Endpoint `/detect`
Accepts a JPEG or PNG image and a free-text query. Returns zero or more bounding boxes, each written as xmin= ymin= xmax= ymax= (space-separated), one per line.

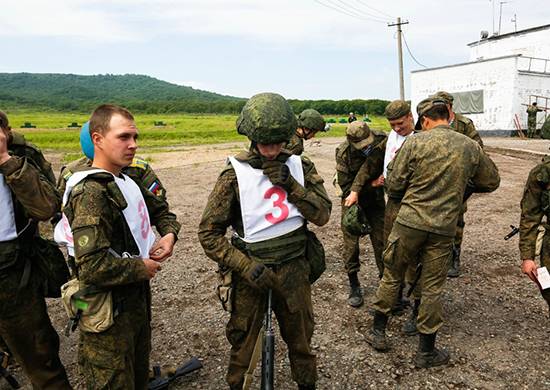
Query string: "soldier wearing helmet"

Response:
xmin=287 ymin=109 xmax=327 ymax=155
xmin=198 ymin=93 xmax=331 ymax=390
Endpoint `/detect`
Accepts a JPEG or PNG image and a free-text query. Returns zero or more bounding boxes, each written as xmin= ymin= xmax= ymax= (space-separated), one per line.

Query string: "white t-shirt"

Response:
xmin=0 ymin=174 xmax=17 ymax=242
xmin=383 ymin=130 xmax=411 ymax=178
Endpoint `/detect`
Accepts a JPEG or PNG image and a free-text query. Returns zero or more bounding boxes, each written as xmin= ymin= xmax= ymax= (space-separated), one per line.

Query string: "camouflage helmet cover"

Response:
xmin=342 ymin=204 xmax=372 ymax=236
xmin=236 ymin=92 xmax=297 ymax=144
xmin=298 ymin=109 xmax=326 ymax=132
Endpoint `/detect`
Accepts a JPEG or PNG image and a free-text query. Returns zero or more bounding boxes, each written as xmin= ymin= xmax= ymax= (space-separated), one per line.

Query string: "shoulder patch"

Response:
xmin=129 ymin=157 xmax=148 ymax=170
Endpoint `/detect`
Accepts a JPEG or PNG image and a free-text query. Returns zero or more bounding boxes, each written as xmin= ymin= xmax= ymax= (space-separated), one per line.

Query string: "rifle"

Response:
xmin=504 ymin=225 xmax=520 ymax=240
xmin=261 ymin=289 xmax=275 ymax=390
xmin=147 ymin=357 xmax=203 ymax=390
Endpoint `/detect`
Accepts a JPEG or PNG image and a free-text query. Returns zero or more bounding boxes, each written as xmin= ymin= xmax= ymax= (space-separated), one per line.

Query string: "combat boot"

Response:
xmin=347 ymin=272 xmax=363 ymax=307
xmin=447 ymin=246 xmax=460 ymax=278
xmin=402 ymin=299 xmax=420 ymax=336
xmin=414 ymin=332 xmax=450 ymax=368
xmin=366 ymin=311 xmax=389 ymax=352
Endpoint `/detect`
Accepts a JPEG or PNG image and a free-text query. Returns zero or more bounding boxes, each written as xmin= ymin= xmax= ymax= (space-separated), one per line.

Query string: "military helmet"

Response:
xmin=342 ymin=204 xmax=371 ymax=236
xmin=297 ymin=109 xmax=326 ymax=132
xmin=236 ymin=92 xmax=297 ymax=144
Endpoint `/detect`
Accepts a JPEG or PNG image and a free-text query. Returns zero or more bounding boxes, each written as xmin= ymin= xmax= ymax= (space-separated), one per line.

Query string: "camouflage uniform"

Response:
xmin=198 ymin=93 xmax=331 ymax=389
xmin=286 ymin=109 xmax=326 ymax=156
xmin=64 ymin=169 xmax=180 ymax=389
xmin=287 ymin=134 xmax=305 ymax=156
xmin=520 ymin=155 xmax=550 ymax=305
xmin=0 ymin=131 xmax=71 ymax=389
xmin=373 ymin=124 xmax=499 ymax=341
xmin=527 ymin=104 xmax=542 ymax=138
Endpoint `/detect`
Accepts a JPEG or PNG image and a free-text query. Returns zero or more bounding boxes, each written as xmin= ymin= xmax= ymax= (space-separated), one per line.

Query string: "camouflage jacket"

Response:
xmin=451 ymin=113 xmax=483 ymax=148
xmin=58 ymin=156 xmax=167 ymax=200
xmin=198 ymin=149 xmax=331 ymax=271
xmin=386 ymin=125 xmax=499 ymax=237
xmin=286 ymin=134 xmax=305 ymax=156
xmin=64 ymin=169 xmax=180 ymax=306
xmin=527 ymin=105 xmax=542 ymax=121
xmin=335 ymin=131 xmax=387 ymax=202
xmin=1 ymin=131 xmax=60 ymax=231
xmin=519 ymin=156 xmax=550 ymax=259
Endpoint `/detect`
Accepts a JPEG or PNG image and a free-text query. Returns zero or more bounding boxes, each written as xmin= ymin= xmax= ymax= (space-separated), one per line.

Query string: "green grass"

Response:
xmin=7 ymin=112 xmax=390 ymax=155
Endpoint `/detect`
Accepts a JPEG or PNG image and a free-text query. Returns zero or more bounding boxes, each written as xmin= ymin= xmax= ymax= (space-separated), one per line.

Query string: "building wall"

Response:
xmin=411 ymin=57 xmax=518 ymax=131
xmin=515 ymin=72 xmax=550 ymax=128
xmin=469 ymin=28 xmax=550 ymax=61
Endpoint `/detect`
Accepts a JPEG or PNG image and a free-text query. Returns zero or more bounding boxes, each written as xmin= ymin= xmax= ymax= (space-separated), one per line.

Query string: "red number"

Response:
xmin=63 ymin=214 xmax=73 ymax=244
xmin=264 ymin=186 xmax=289 ymax=224
xmin=138 ymin=200 xmax=151 ymax=239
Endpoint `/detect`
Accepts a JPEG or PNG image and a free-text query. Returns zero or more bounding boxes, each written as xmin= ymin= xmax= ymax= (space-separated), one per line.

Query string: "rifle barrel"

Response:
xmin=261 ymin=289 xmax=274 ymax=390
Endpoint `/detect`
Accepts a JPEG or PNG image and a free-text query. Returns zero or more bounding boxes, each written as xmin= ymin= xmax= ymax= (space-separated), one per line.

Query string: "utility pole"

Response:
xmin=511 ymin=13 xmax=517 ymax=32
xmin=498 ymin=1 xmax=508 ymax=35
xmin=388 ymin=17 xmax=409 ymax=100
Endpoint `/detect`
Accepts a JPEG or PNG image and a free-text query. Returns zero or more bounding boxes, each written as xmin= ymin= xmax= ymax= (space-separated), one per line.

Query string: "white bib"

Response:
xmin=229 ymin=155 xmax=305 ymax=243
xmin=384 ymin=130 xmax=410 ymax=178
xmin=0 ymin=174 xmax=17 ymax=242
xmin=55 ymin=169 xmax=155 ymax=258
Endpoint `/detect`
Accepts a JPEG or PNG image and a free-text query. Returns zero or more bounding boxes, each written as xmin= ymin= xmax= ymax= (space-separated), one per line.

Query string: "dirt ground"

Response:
xmin=5 ymin=137 xmax=550 ymax=390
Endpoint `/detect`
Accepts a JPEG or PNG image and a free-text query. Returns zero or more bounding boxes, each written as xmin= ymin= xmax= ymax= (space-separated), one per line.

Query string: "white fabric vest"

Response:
xmin=228 ymin=155 xmax=305 ymax=243
xmin=383 ymin=130 xmax=410 ymax=178
xmin=0 ymin=174 xmax=17 ymax=242
xmin=54 ymin=169 xmax=155 ymax=257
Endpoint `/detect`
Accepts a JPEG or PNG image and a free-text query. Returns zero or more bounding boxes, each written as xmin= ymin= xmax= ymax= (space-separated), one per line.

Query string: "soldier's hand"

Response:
xmin=371 ymin=175 xmax=384 ymax=188
xmin=244 ymin=263 xmax=279 ymax=291
xmin=0 ymin=127 xmax=10 ymax=165
xmin=344 ymin=191 xmax=359 ymax=207
xmin=143 ymin=259 xmax=162 ymax=279
xmin=262 ymin=160 xmax=291 ymax=188
xmin=521 ymin=259 xmax=538 ymax=283
xmin=150 ymin=233 xmax=176 ymax=262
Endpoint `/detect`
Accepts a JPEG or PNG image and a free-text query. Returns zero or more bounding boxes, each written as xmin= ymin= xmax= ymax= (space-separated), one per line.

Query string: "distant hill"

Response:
xmin=0 ymin=73 xmax=245 ymax=113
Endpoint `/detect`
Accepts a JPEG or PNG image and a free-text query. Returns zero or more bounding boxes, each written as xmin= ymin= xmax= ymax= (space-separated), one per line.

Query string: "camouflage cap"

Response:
xmin=415 ymin=97 xmax=448 ymax=130
xmin=384 ymin=100 xmax=411 ymax=120
xmin=432 ymin=91 xmax=454 ymax=105
xmin=297 ymin=109 xmax=326 ymax=132
xmin=236 ymin=92 xmax=297 ymax=144
xmin=342 ymin=204 xmax=371 ymax=236
xmin=346 ymin=121 xmax=374 ymax=149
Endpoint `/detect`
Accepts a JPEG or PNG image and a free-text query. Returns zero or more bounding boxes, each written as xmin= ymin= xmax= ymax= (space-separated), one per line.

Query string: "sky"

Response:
xmin=1 ymin=0 xmax=549 ymax=100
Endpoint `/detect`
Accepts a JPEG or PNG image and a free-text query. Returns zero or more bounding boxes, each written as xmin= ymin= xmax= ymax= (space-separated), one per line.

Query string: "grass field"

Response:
xmin=7 ymin=112 xmax=390 ymax=155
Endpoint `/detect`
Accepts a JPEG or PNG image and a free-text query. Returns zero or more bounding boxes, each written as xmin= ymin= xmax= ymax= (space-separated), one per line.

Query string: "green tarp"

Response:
xmin=452 ymin=90 xmax=484 ymax=114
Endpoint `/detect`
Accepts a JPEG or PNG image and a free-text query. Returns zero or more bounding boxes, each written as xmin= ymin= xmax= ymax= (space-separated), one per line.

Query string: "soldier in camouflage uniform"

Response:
xmin=366 ymin=97 xmax=500 ymax=368
xmin=286 ymin=109 xmax=326 ymax=156
xmin=526 ymin=102 xmax=542 ymax=138
xmin=520 ymin=154 xmax=550 ymax=309
xmin=433 ymin=91 xmax=484 ymax=278
xmin=335 ymin=121 xmax=386 ymax=307
xmin=0 ymin=111 xmax=71 ymax=389
xmin=198 ymin=93 xmax=331 ymax=390
xmin=60 ymin=105 xmax=180 ymax=389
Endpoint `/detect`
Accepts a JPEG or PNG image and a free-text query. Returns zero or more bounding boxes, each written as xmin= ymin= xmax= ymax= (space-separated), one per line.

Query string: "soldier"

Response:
xmin=336 ymin=121 xmax=386 ymax=307
xmin=348 ymin=112 xmax=357 ymax=123
xmin=57 ymin=104 xmax=180 ymax=388
xmin=286 ymin=109 xmax=326 ymax=156
xmin=519 ymin=154 xmax=550 ymax=311
xmin=366 ymin=97 xmax=500 ymax=368
xmin=526 ymin=102 xmax=542 ymax=138
xmin=0 ymin=111 xmax=71 ymax=388
xmin=198 ymin=93 xmax=331 ymax=390
xmin=433 ymin=91 xmax=484 ymax=278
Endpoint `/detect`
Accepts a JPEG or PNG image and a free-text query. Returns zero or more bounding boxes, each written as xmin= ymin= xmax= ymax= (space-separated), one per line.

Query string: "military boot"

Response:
xmin=347 ymin=272 xmax=363 ymax=307
xmin=366 ymin=311 xmax=389 ymax=351
xmin=447 ymin=246 xmax=461 ymax=278
xmin=414 ymin=332 xmax=450 ymax=368
xmin=402 ymin=299 xmax=420 ymax=336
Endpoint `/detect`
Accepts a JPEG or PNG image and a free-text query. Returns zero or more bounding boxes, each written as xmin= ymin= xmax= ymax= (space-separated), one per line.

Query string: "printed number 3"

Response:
xmin=264 ymin=186 xmax=289 ymax=224
xmin=138 ymin=200 xmax=151 ymax=239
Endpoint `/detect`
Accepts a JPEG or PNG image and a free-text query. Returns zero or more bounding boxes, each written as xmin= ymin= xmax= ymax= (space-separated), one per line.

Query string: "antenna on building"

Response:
xmin=490 ymin=0 xmax=496 ymax=35
xmin=511 ymin=13 xmax=517 ymax=32
xmin=498 ymin=1 xmax=508 ymax=35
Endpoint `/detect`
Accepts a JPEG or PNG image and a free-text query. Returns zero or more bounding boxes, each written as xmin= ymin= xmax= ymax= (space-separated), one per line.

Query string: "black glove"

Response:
xmin=262 ymin=160 xmax=292 ymax=189
xmin=244 ymin=263 xmax=279 ymax=291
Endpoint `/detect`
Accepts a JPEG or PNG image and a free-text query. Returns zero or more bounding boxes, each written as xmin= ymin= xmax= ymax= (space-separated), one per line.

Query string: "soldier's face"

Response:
xmin=257 ymin=142 xmax=284 ymax=160
xmin=93 ymin=114 xmax=138 ymax=168
xmin=388 ymin=113 xmax=414 ymax=136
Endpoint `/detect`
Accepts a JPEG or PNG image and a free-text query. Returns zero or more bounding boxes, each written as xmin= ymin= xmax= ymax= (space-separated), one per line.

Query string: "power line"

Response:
xmin=401 ymin=31 xmax=427 ymax=68
xmin=314 ymin=0 xmax=388 ymax=23
xmin=331 ymin=0 xmax=391 ymax=22
xmin=354 ymin=0 xmax=395 ymax=19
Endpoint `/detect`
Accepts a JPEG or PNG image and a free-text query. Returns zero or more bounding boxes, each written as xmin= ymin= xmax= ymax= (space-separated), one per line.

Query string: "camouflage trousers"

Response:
xmin=373 ymin=222 xmax=453 ymax=334
xmin=0 ymin=259 xmax=71 ymax=389
xmin=79 ymin=297 xmax=151 ymax=390
xmin=539 ymin=230 xmax=550 ymax=306
xmin=528 ymin=119 xmax=537 ymax=138
xmin=454 ymin=202 xmax=467 ymax=249
xmin=341 ymin=199 xmax=385 ymax=278
xmin=226 ymin=258 xmax=316 ymax=388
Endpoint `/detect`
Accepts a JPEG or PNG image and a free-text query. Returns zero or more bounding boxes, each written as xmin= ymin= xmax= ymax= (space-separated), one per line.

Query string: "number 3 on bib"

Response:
xmin=264 ymin=186 xmax=289 ymax=224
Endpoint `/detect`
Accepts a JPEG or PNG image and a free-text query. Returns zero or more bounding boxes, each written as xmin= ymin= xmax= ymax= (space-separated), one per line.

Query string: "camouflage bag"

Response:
xmin=305 ymin=228 xmax=326 ymax=284
xmin=33 ymin=236 xmax=70 ymax=298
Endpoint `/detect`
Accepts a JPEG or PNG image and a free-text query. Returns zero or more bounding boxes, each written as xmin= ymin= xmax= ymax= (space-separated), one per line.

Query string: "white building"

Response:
xmin=411 ymin=24 xmax=550 ymax=134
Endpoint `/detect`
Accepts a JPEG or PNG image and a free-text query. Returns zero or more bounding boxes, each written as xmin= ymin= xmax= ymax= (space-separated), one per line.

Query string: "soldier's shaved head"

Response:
xmin=90 ymin=104 xmax=134 ymax=136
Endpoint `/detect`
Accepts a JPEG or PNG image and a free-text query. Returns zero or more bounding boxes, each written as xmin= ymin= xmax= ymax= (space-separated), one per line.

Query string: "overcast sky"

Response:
xmin=1 ymin=0 xmax=549 ymax=100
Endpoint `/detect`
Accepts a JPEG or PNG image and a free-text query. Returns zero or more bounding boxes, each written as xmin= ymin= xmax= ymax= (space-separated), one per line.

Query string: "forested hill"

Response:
xmin=0 ymin=72 xmax=390 ymax=115
xmin=0 ymin=73 xmax=244 ymax=113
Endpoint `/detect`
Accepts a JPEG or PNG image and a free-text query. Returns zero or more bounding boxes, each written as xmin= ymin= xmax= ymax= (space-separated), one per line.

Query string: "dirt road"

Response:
xmin=5 ymin=137 xmax=550 ymax=389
